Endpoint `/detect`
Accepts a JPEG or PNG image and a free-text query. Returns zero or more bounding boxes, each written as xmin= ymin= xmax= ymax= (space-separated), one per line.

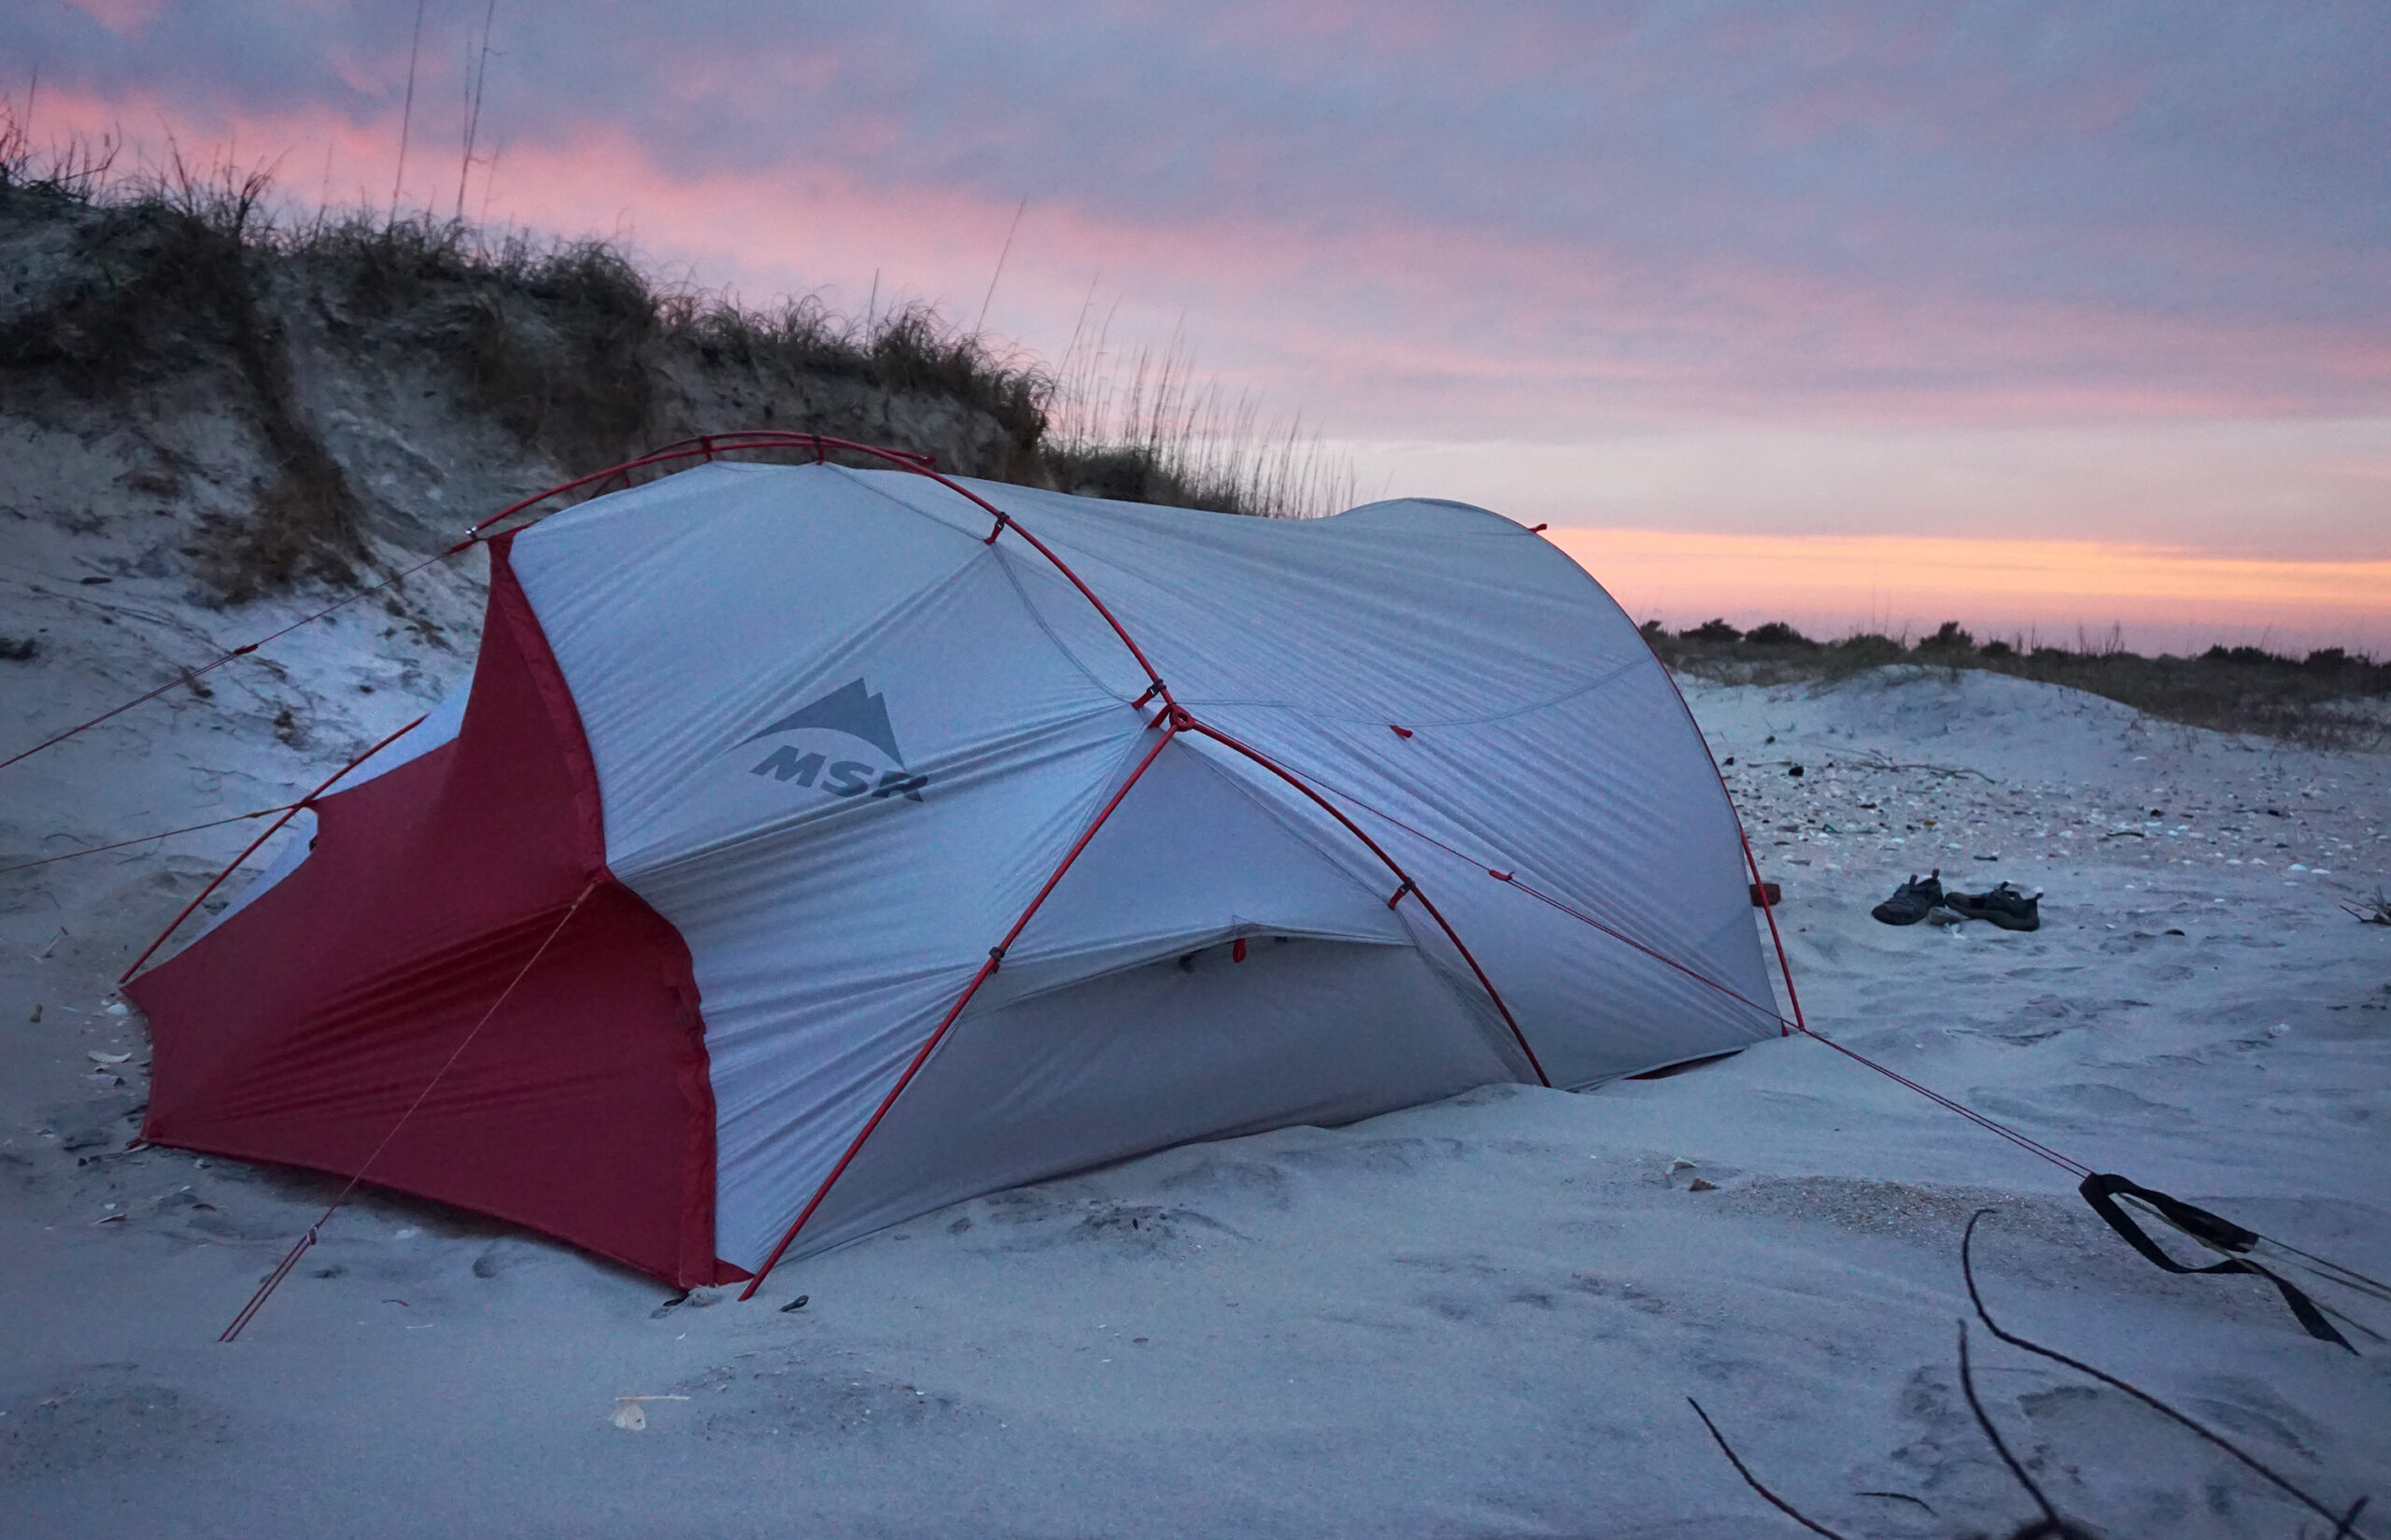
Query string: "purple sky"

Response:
xmin=13 ymin=3 xmax=2389 ymax=640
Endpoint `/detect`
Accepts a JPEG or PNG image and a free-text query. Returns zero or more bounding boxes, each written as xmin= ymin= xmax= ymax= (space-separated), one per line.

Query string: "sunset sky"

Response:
xmin=11 ymin=2 xmax=2386 ymax=652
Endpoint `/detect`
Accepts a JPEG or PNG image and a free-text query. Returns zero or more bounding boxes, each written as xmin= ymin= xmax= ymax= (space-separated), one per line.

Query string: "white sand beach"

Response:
xmin=4 ymin=545 xmax=2386 ymax=1538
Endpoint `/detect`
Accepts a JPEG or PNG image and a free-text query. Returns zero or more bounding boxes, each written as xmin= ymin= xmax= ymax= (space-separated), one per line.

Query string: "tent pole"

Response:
xmin=1176 ymin=720 xmax=1549 ymax=1089
xmin=737 ymin=721 xmax=1183 ymax=1299
xmin=1639 ymin=648 xmax=1809 ymax=1038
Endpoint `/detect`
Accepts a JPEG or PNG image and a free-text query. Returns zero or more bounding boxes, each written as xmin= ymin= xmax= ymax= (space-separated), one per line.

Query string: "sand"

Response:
xmin=4 ymin=552 xmax=2387 ymax=1537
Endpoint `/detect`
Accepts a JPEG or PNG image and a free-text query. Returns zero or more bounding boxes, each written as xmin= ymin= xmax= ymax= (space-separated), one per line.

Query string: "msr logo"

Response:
xmin=736 ymin=679 xmax=930 ymax=803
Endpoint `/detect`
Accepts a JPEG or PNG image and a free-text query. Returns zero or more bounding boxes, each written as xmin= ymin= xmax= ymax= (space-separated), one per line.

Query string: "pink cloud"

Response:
xmin=62 ymin=0 xmax=163 ymax=42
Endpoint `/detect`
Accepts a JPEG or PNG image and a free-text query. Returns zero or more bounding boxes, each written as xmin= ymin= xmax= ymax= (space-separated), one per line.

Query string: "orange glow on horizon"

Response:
xmin=1546 ymin=529 xmax=2390 ymax=655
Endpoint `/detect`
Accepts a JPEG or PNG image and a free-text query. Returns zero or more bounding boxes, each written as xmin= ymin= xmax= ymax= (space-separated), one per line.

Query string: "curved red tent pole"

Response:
xmin=1636 ymin=652 xmax=1809 ymax=1039
xmin=735 ymin=699 xmax=1559 ymax=1297
xmin=2 ymin=431 xmax=1175 ymax=775
xmin=1175 ymin=717 xmax=1549 ymax=1088
xmin=465 ymin=431 xmax=958 ymax=534
xmin=738 ymin=720 xmax=1184 ymax=1298
xmin=470 ymin=431 xmax=1180 ymax=709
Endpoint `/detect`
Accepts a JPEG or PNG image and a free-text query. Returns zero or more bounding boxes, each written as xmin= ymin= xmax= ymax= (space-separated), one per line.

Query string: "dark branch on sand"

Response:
xmin=1956 ymin=1321 xmax=2082 ymax=1536
xmin=1686 ymin=1397 xmax=1853 ymax=1539
xmin=1961 ymin=1208 xmax=2375 ymax=1539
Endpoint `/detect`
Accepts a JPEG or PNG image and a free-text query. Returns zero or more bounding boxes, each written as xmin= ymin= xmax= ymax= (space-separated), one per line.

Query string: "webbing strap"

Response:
xmin=2079 ymin=1174 xmax=2353 ymax=1350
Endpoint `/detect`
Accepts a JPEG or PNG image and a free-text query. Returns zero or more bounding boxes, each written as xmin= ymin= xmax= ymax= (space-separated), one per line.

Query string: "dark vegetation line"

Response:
xmin=1646 ymin=616 xmax=2388 ymax=748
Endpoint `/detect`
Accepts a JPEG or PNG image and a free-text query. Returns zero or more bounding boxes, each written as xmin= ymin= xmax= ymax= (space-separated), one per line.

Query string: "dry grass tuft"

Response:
xmin=1045 ymin=310 xmax=1363 ymax=519
xmin=0 ymin=130 xmax=366 ymax=598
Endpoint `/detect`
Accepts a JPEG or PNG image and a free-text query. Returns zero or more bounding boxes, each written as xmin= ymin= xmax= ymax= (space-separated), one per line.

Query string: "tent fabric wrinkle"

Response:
xmin=130 ymin=457 xmax=1779 ymax=1288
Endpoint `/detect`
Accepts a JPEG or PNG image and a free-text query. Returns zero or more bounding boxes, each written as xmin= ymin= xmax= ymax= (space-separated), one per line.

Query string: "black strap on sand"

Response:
xmin=2079 ymin=1174 xmax=2352 ymax=1351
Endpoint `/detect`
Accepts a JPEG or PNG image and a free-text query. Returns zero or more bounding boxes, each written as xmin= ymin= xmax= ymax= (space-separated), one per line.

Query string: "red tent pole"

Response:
xmin=1176 ymin=720 xmax=1550 ymax=1089
xmin=737 ymin=720 xmax=1184 ymax=1299
xmin=1638 ymin=647 xmax=1810 ymax=1038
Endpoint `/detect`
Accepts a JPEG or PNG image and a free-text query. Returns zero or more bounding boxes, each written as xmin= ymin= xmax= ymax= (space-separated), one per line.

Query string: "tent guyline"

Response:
xmin=118 ymin=715 xmax=427 ymax=986
xmin=1265 ymin=720 xmax=2391 ymax=1345
xmin=1273 ymin=754 xmax=2095 ymax=1178
xmin=0 ymin=800 xmax=304 ymax=877
xmin=0 ymin=545 xmax=460 ymax=777
xmin=219 ymin=881 xmax=600 ymax=1342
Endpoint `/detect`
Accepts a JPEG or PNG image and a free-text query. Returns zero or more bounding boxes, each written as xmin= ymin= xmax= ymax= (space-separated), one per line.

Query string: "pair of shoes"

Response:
xmin=1945 ymin=882 xmax=2040 ymax=931
xmin=1870 ymin=869 xmax=2042 ymax=931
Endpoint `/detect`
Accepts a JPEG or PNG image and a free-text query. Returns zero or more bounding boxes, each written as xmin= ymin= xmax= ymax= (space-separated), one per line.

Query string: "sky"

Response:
xmin=10 ymin=1 xmax=2388 ymax=653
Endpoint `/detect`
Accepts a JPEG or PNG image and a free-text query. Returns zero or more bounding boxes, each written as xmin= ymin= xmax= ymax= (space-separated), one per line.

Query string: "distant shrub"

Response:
xmin=1835 ymin=633 xmax=1907 ymax=665
xmin=1743 ymin=621 xmax=1816 ymax=647
xmin=2205 ymin=643 xmax=2297 ymax=669
xmin=1683 ymin=617 xmax=1743 ymax=643
xmin=1917 ymin=620 xmax=1974 ymax=655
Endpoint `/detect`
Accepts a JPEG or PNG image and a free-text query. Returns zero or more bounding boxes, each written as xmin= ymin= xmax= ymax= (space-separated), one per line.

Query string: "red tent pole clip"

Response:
xmin=1386 ymin=878 xmax=1416 ymax=910
xmin=1529 ymin=523 xmax=1548 ymax=533
xmin=1388 ymin=724 xmax=1414 ymax=739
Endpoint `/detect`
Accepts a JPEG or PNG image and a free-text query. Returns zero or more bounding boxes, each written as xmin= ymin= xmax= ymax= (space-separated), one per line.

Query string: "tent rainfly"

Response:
xmin=126 ymin=460 xmax=1780 ymax=1291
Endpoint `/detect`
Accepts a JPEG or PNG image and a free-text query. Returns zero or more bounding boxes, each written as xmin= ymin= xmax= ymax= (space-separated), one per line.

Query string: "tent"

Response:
xmin=126 ymin=459 xmax=1780 ymax=1291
